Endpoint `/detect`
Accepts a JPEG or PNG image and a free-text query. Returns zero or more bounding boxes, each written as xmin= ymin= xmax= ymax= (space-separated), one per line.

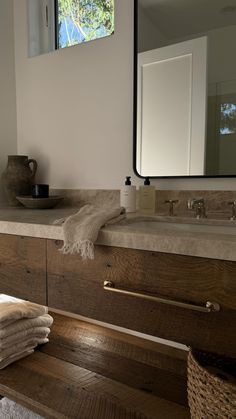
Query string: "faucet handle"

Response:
xmin=228 ymin=201 xmax=236 ymax=220
xmin=164 ymin=200 xmax=179 ymax=216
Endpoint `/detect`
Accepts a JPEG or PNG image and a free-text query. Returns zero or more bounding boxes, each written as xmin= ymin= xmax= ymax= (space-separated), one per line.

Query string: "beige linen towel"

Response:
xmin=0 ymin=294 xmax=48 ymax=327
xmin=0 ymin=327 xmax=50 ymax=349
xmin=0 ymin=337 xmax=49 ymax=360
xmin=0 ymin=314 xmax=53 ymax=339
xmin=0 ymin=397 xmax=45 ymax=418
xmin=0 ymin=349 xmax=34 ymax=370
xmin=54 ymin=204 xmax=126 ymax=259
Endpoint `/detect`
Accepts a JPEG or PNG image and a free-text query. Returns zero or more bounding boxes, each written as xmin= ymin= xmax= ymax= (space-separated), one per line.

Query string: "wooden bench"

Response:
xmin=0 ymin=312 xmax=190 ymax=419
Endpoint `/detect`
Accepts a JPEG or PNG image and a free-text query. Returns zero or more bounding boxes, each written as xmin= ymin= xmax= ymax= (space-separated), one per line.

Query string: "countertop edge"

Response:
xmin=0 ymin=220 xmax=235 ymax=262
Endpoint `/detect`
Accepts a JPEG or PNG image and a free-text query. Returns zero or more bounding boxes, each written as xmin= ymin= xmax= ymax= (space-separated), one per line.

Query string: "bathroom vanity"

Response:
xmin=0 ymin=207 xmax=235 ymax=359
xmin=0 ymin=206 xmax=235 ymax=417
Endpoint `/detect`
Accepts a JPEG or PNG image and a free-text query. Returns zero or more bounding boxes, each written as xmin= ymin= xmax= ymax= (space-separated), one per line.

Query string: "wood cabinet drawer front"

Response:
xmin=47 ymin=240 xmax=236 ymax=357
xmin=0 ymin=234 xmax=47 ymax=305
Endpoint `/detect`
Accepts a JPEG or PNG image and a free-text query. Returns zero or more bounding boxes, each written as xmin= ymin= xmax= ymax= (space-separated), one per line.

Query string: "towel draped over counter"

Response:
xmin=54 ymin=204 xmax=126 ymax=259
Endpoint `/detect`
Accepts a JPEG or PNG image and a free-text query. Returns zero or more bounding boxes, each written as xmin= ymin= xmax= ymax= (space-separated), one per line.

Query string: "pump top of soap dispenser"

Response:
xmin=121 ymin=176 xmax=136 ymax=213
xmin=125 ymin=176 xmax=132 ymax=185
xmin=144 ymin=177 xmax=150 ymax=185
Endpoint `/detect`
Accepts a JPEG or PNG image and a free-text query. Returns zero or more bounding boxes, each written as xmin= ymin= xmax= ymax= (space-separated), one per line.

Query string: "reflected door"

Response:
xmin=137 ymin=37 xmax=207 ymax=176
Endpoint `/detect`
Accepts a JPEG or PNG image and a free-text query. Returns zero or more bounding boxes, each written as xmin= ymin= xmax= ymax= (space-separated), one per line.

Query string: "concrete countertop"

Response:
xmin=0 ymin=206 xmax=74 ymax=240
xmin=0 ymin=206 xmax=235 ymax=261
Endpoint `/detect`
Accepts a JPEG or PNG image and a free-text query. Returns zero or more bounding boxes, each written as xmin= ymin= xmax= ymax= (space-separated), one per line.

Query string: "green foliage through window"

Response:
xmin=220 ymin=103 xmax=236 ymax=135
xmin=57 ymin=0 xmax=114 ymax=48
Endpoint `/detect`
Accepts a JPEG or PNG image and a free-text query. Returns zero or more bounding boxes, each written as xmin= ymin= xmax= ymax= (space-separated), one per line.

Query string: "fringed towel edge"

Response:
xmin=59 ymin=240 xmax=94 ymax=260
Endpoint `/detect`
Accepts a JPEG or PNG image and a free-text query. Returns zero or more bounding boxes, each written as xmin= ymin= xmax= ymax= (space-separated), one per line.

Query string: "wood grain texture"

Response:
xmin=41 ymin=313 xmax=188 ymax=405
xmin=0 ymin=313 xmax=190 ymax=417
xmin=0 ymin=350 xmax=190 ymax=419
xmin=0 ymin=234 xmax=46 ymax=304
xmin=47 ymin=241 xmax=236 ymax=357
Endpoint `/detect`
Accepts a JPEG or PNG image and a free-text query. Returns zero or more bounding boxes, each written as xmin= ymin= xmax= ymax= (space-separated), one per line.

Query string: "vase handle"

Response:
xmin=27 ymin=159 xmax=38 ymax=178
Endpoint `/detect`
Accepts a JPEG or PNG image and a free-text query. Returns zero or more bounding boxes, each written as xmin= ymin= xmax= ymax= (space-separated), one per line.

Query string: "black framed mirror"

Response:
xmin=133 ymin=0 xmax=236 ymax=178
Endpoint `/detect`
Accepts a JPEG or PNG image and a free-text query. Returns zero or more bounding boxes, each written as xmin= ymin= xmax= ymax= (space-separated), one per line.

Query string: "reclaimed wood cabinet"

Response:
xmin=0 ymin=234 xmax=46 ymax=305
xmin=0 ymin=234 xmax=235 ymax=358
xmin=47 ymin=240 xmax=236 ymax=358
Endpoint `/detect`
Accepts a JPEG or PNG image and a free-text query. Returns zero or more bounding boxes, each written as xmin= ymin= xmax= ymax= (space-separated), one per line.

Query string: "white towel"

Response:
xmin=0 ymin=349 xmax=34 ymax=370
xmin=0 ymin=295 xmax=48 ymax=327
xmin=54 ymin=204 xmax=126 ymax=259
xmin=0 ymin=327 xmax=50 ymax=349
xmin=0 ymin=397 xmax=44 ymax=419
xmin=0 ymin=337 xmax=49 ymax=360
xmin=0 ymin=314 xmax=53 ymax=339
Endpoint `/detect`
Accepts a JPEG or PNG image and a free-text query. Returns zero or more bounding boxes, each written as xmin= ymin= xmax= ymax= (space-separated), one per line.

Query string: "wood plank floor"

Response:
xmin=0 ymin=313 xmax=190 ymax=419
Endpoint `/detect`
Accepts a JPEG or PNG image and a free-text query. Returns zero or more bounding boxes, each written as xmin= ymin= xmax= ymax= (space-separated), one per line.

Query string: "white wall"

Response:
xmin=14 ymin=0 xmax=134 ymax=189
xmin=208 ymin=25 xmax=236 ymax=84
xmin=13 ymin=0 xmax=236 ymax=190
xmin=0 ymin=0 xmax=17 ymax=201
xmin=143 ymin=22 xmax=236 ymax=86
xmin=138 ymin=5 xmax=167 ymax=52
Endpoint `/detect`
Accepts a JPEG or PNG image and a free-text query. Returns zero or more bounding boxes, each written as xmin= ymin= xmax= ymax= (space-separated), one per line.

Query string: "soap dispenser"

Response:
xmin=139 ymin=177 xmax=156 ymax=214
xmin=120 ymin=176 xmax=136 ymax=213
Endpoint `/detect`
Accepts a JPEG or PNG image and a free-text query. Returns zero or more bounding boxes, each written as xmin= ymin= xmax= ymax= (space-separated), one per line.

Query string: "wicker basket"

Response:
xmin=187 ymin=349 xmax=236 ymax=418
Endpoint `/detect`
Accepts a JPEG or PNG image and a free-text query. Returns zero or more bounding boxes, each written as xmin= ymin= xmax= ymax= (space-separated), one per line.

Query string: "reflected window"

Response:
xmin=220 ymin=103 xmax=236 ymax=135
xmin=56 ymin=0 xmax=114 ymax=49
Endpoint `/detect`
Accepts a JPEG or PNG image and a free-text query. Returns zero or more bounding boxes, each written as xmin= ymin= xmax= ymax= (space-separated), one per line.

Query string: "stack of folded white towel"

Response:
xmin=0 ymin=294 xmax=53 ymax=369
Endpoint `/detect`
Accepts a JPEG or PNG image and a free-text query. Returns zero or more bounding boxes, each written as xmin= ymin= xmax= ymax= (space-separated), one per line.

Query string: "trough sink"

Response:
xmin=118 ymin=216 xmax=236 ymax=236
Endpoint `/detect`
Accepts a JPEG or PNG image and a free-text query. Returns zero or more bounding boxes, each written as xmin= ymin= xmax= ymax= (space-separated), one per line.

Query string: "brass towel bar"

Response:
xmin=103 ymin=281 xmax=220 ymax=313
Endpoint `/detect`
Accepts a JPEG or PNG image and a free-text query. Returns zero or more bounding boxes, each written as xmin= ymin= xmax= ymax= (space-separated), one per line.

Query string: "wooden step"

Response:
xmin=0 ymin=313 xmax=190 ymax=419
xmin=0 ymin=352 xmax=190 ymax=419
xmin=41 ymin=312 xmax=188 ymax=405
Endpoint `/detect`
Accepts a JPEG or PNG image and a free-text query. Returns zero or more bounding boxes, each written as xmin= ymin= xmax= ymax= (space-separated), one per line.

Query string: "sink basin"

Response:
xmin=117 ymin=218 xmax=236 ymax=236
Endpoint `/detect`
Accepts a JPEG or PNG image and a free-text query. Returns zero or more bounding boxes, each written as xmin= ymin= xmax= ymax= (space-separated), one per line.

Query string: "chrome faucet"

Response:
xmin=187 ymin=198 xmax=207 ymax=219
xmin=228 ymin=201 xmax=236 ymax=220
xmin=164 ymin=199 xmax=179 ymax=216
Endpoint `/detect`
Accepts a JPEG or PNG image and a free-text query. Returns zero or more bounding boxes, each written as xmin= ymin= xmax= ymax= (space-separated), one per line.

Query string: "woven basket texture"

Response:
xmin=188 ymin=349 xmax=236 ymax=419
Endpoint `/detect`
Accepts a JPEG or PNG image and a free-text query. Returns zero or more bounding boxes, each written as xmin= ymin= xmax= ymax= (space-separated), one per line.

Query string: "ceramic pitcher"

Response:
xmin=1 ymin=155 xmax=38 ymax=206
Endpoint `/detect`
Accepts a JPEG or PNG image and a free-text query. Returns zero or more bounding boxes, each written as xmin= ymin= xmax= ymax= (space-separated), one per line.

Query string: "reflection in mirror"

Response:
xmin=135 ymin=0 xmax=236 ymax=177
xmin=28 ymin=0 xmax=114 ymax=58
xmin=137 ymin=36 xmax=207 ymax=176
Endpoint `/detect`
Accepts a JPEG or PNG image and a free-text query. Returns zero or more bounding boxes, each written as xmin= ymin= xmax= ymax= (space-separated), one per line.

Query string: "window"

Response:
xmin=220 ymin=103 xmax=236 ymax=135
xmin=55 ymin=0 xmax=114 ymax=49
